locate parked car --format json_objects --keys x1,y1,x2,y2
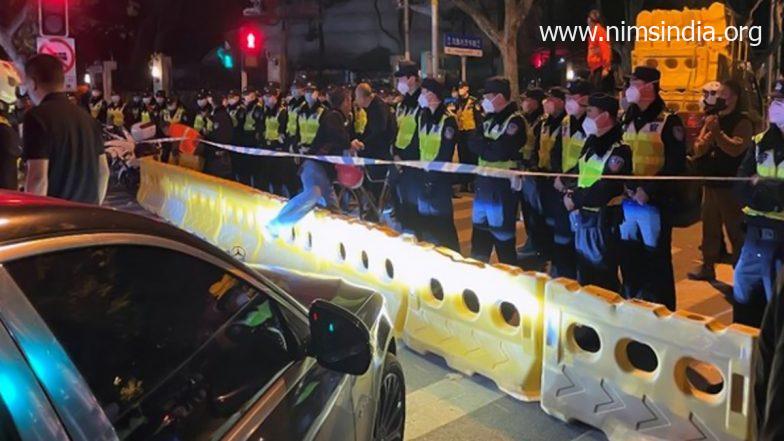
[{"x1": 0, "y1": 191, "x2": 404, "y2": 441}]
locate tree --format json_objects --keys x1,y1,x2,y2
[
  {"x1": 0, "y1": 0, "x2": 33, "y2": 67},
  {"x1": 452, "y1": 0, "x2": 536, "y2": 98}
]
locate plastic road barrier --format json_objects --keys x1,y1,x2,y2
[
  {"x1": 541, "y1": 279, "x2": 758, "y2": 441},
  {"x1": 403, "y1": 245, "x2": 548, "y2": 401}
]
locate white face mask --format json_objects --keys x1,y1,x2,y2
[
  {"x1": 167, "y1": 104, "x2": 177, "y2": 111},
  {"x1": 625, "y1": 86, "x2": 641, "y2": 104},
  {"x1": 305, "y1": 94, "x2": 317, "y2": 107},
  {"x1": 565, "y1": 98, "x2": 582, "y2": 116},
  {"x1": 228, "y1": 97, "x2": 239, "y2": 106},
  {"x1": 481, "y1": 95, "x2": 496, "y2": 114},
  {"x1": 244, "y1": 96, "x2": 256, "y2": 106},
  {"x1": 156, "y1": 97, "x2": 165, "y2": 104},
  {"x1": 197, "y1": 98, "x2": 207, "y2": 108},
  {"x1": 417, "y1": 93, "x2": 430, "y2": 109},
  {"x1": 396, "y1": 80, "x2": 410, "y2": 95},
  {"x1": 91, "y1": 90, "x2": 101, "y2": 98},
  {"x1": 521, "y1": 100, "x2": 534, "y2": 114},
  {"x1": 769, "y1": 100, "x2": 784, "y2": 126},
  {"x1": 582, "y1": 116, "x2": 599, "y2": 136},
  {"x1": 111, "y1": 96, "x2": 120, "y2": 103},
  {"x1": 264, "y1": 96, "x2": 277, "y2": 107},
  {"x1": 142, "y1": 97, "x2": 151, "y2": 104}
]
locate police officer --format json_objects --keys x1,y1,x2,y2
[
  {"x1": 127, "y1": 93, "x2": 143, "y2": 127},
  {"x1": 203, "y1": 92, "x2": 233, "y2": 178},
  {"x1": 161, "y1": 95, "x2": 187, "y2": 126},
  {"x1": 286, "y1": 80, "x2": 306, "y2": 153},
  {"x1": 106, "y1": 91, "x2": 125, "y2": 130},
  {"x1": 88, "y1": 87, "x2": 106, "y2": 123},
  {"x1": 391, "y1": 61, "x2": 422, "y2": 234},
  {"x1": 238, "y1": 87, "x2": 266, "y2": 189},
  {"x1": 733, "y1": 79, "x2": 784, "y2": 327},
  {"x1": 139, "y1": 92, "x2": 157, "y2": 125},
  {"x1": 564, "y1": 93, "x2": 631, "y2": 291},
  {"x1": 469, "y1": 77, "x2": 525, "y2": 264},
  {"x1": 518, "y1": 86, "x2": 546, "y2": 258},
  {"x1": 619, "y1": 66, "x2": 686, "y2": 311},
  {"x1": 0, "y1": 61, "x2": 21, "y2": 190},
  {"x1": 412, "y1": 77, "x2": 460, "y2": 251},
  {"x1": 297, "y1": 83, "x2": 327, "y2": 155},
  {"x1": 193, "y1": 90, "x2": 214, "y2": 137},
  {"x1": 262, "y1": 85, "x2": 297, "y2": 197},
  {"x1": 529, "y1": 87, "x2": 569, "y2": 264},
  {"x1": 454, "y1": 81, "x2": 480, "y2": 191},
  {"x1": 549, "y1": 79, "x2": 594, "y2": 278}
]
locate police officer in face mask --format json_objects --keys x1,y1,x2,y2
[
  {"x1": 549, "y1": 79, "x2": 594, "y2": 278},
  {"x1": 286, "y1": 80, "x2": 307, "y2": 153},
  {"x1": 106, "y1": 91, "x2": 125, "y2": 129},
  {"x1": 688, "y1": 80, "x2": 753, "y2": 281},
  {"x1": 563, "y1": 93, "x2": 632, "y2": 291},
  {"x1": 391, "y1": 61, "x2": 422, "y2": 234},
  {"x1": 89, "y1": 87, "x2": 106, "y2": 122},
  {"x1": 127, "y1": 93, "x2": 143, "y2": 126},
  {"x1": 517, "y1": 86, "x2": 547, "y2": 258},
  {"x1": 733, "y1": 79, "x2": 784, "y2": 328},
  {"x1": 262, "y1": 85, "x2": 297, "y2": 197},
  {"x1": 469, "y1": 77, "x2": 526, "y2": 264},
  {"x1": 193, "y1": 90, "x2": 214, "y2": 136},
  {"x1": 412, "y1": 77, "x2": 460, "y2": 251},
  {"x1": 619, "y1": 66, "x2": 686, "y2": 311}
]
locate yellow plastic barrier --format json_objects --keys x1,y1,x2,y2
[
  {"x1": 403, "y1": 245, "x2": 547, "y2": 401},
  {"x1": 540, "y1": 279, "x2": 758, "y2": 441}
]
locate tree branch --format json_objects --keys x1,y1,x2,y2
[
  {"x1": 0, "y1": 1, "x2": 31, "y2": 67},
  {"x1": 452, "y1": 0, "x2": 501, "y2": 47},
  {"x1": 8, "y1": 2, "x2": 30, "y2": 36}
]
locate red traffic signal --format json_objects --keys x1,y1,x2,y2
[
  {"x1": 39, "y1": 0, "x2": 69, "y2": 37},
  {"x1": 239, "y1": 25, "x2": 264, "y2": 56}
]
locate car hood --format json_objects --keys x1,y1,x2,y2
[{"x1": 250, "y1": 264, "x2": 383, "y2": 325}]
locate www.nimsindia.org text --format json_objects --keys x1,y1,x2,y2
[{"x1": 540, "y1": 21, "x2": 764, "y2": 46}]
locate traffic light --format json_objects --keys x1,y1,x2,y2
[
  {"x1": 217, "y1": 47, "x2": 234, "y2": 69},
  {"x1": 39, "y1": 0, "x2": 69, "y2": 37},
  {"x1": 239, "y1": 25, "x2": 263, "y2": 56}
]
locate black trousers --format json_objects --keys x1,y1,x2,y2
[
  {"x1": 471, "y1": 228, "x2": 517, "y2": 265},
  {"x1": 547, "y1": 190, "x2": 577, "y2": 279},
  {"x1": 755, "y1": 277, "x2": 784, "y2": 440},
  {"x1": 417, "y1": 174, "x2": 460, "y2": 252},
  {"x1": 455, "y1": 130, "x2": 477, "y2": 186},
  {"x1": 701, "y1": 186, "x2": 745, "y2": 266},
  {"x1": 573, "y1": 208, "x2": 622, "y2": 292},
  {"x1": 520, "y1": 177, "x2": 553, "y2": 255}
]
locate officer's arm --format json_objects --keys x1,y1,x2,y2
[
  {"x1": 551, "y1": 127, "x2": 564, "y2": 172},
  {"x1": 435, "y1": 117, "x2": 459, "y2": 163},
  {"x1": 735, "y1": 141, "x2": 761, "y2": 204},
  {"x1": 640, "y1": 114, "x2": 686, "y2": 196},
  {"x1": 572, "y1": 145, "x2": 631, "y2": 209},
  {"x1": 715, "y1": 117, "x2": 753, "y2": 157},
  {"x1": 478, "y1": 116, "x2": 526, "y2": 162},
  {"x1": 279, "y1": 110, "x2": 288, "y2": 137}
]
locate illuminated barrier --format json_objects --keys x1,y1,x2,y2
[
  {"x1": 632, "y1": 2, "x2": 734, "y2": 93},
  {"x1": 541, "y1": 279, "x2": 758, "y2": 441},
  {"x1": 403, "y1": 245, "x2": 547, "y2": 401}
]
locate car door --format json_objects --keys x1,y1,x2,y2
[{"x1": 0, "y1": 234, "x2": 357, "y2": 441}]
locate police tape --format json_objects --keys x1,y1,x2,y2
[{"x1": 127, "y1": 135, "x2": 757, "y2": 183}]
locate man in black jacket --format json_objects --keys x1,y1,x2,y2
[{"x1": 353, "y1": 82, "x2": 394, "y2": 202}]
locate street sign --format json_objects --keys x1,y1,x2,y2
[
  {"x1": 444, "y1": 33, "x2": 483, "y2": 58},
  {"x1": 37, "y1": 36, "x2": 77, "y2": 91}
]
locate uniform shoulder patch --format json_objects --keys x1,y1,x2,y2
[
  {"x1": 608, "y1": 155, "x2": 625, "y2": 172},
  {"x1": 506, "y1": 122, "x2": 520, "y2": 135},
  {"x1": 673, "y1": 125, "x2": 685, "y2": 142},
  {"x1": 444, "y1": 126, "x2": 456, "y2": 140}
]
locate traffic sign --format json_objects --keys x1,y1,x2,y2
[
  {"x1": 37, "y1": 36, "x2": 77, "y2": 91},
  {"x1": 444, "y1": 33, "x2": 483, "y2": 58}
]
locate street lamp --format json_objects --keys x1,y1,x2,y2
[{"x1": 83, "y1": 73, "x2": 91, "y2": 85}]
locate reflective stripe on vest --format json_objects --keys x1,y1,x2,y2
[
  {"x1": 538, "y1": 118, "x2": 560, "y2": 170},
  {"x1": 90, "y1": 101, "x2": 104, "y2": 118},
  {"x1": 244, "y1": 106, "x2": 258, "y2": 132},
  {"x1": 521, "y1": 115, "x2": 542, "y2": 162},
  {"x1": 0, "y1": 116, "x2": 9, "y2": 127},
  {"x1": 298, "y1": 108, "x2": 323, "y2": 146},
  {"x1": 744, "y1": 131, "x2": 784, "y2": 221},
  {"x1": 457, "y1": 99, "x2": 476, "y2": 131},
  {"x1": 418, "y1": 112, "x2": 450, "y2": 162},
  {"x1": 354, "y1": 107, "x2": 367, "y2": 135},
  {"x1": 287, "y1": 103, "x2": 301, "y2": 136},
  {"x1": 623, "y1": 116, "x2": 666, "y2": 176},
  {"x1": 141, "y1": 110, "x2": 151, "y2": 124},
  {"x1": 163, "y1": 107, "x2": 184, "y2": 124},
  {"x1": 395, "y1": 105, "x2": 418, "y2": 149},
  {"x1": 561, "y1": 116, "x2": 586, "y2": 172},
  {"x1": 228, "y1": 108, "x2": 239, "y2": 127},
  {"x1": 478, "y1": 112, "x2": 522, "y2": 170},
  {"x1": 578, "y1": 143, "x2": 620, "y2": 188},
  {"x1": 107, "y1": 105, "x2": 125, "y2": 127},
  {"x1": 265, "y1": 111, "x2": 281, "y2": 142}
]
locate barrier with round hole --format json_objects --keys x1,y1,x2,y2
[
  {"x1": 541, "y1": 278, "x2": 758, "y2": 441},
  {"x1": 402, "y1": 245, "x2": 547, "y2": 401}
]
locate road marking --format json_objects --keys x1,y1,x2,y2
[{"x1": 406, "y1": 374, "x2": 502, "y2": 440}]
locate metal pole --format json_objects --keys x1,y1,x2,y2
[
  {"x1": 461, "y1": 56, "x2": 466, "y2": 82},
  {"x1": 241, "y1": 54, "x2": 248, "y2": 91},
  {"x1": 404, "y1": 0, "x2": 410, "y2": 61},
  {"x1": 431, "y1": 0, "x2": 438, "y2": 77}
]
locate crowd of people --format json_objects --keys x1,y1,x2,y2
[{"x1": 2, "y1": 51, "x2": 784, "y2": 438}]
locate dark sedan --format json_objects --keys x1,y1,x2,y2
[{"x1": 0, "y1": 192, "x2": 404, "y2": 441}]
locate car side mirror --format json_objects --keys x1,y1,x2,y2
[{"x1": 308, "y1": 300, "x2": 372, "y2": 375}]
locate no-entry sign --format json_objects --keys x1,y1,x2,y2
[{"x1": 37, "y1": 37, "x2": 77, "y2": 91}]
